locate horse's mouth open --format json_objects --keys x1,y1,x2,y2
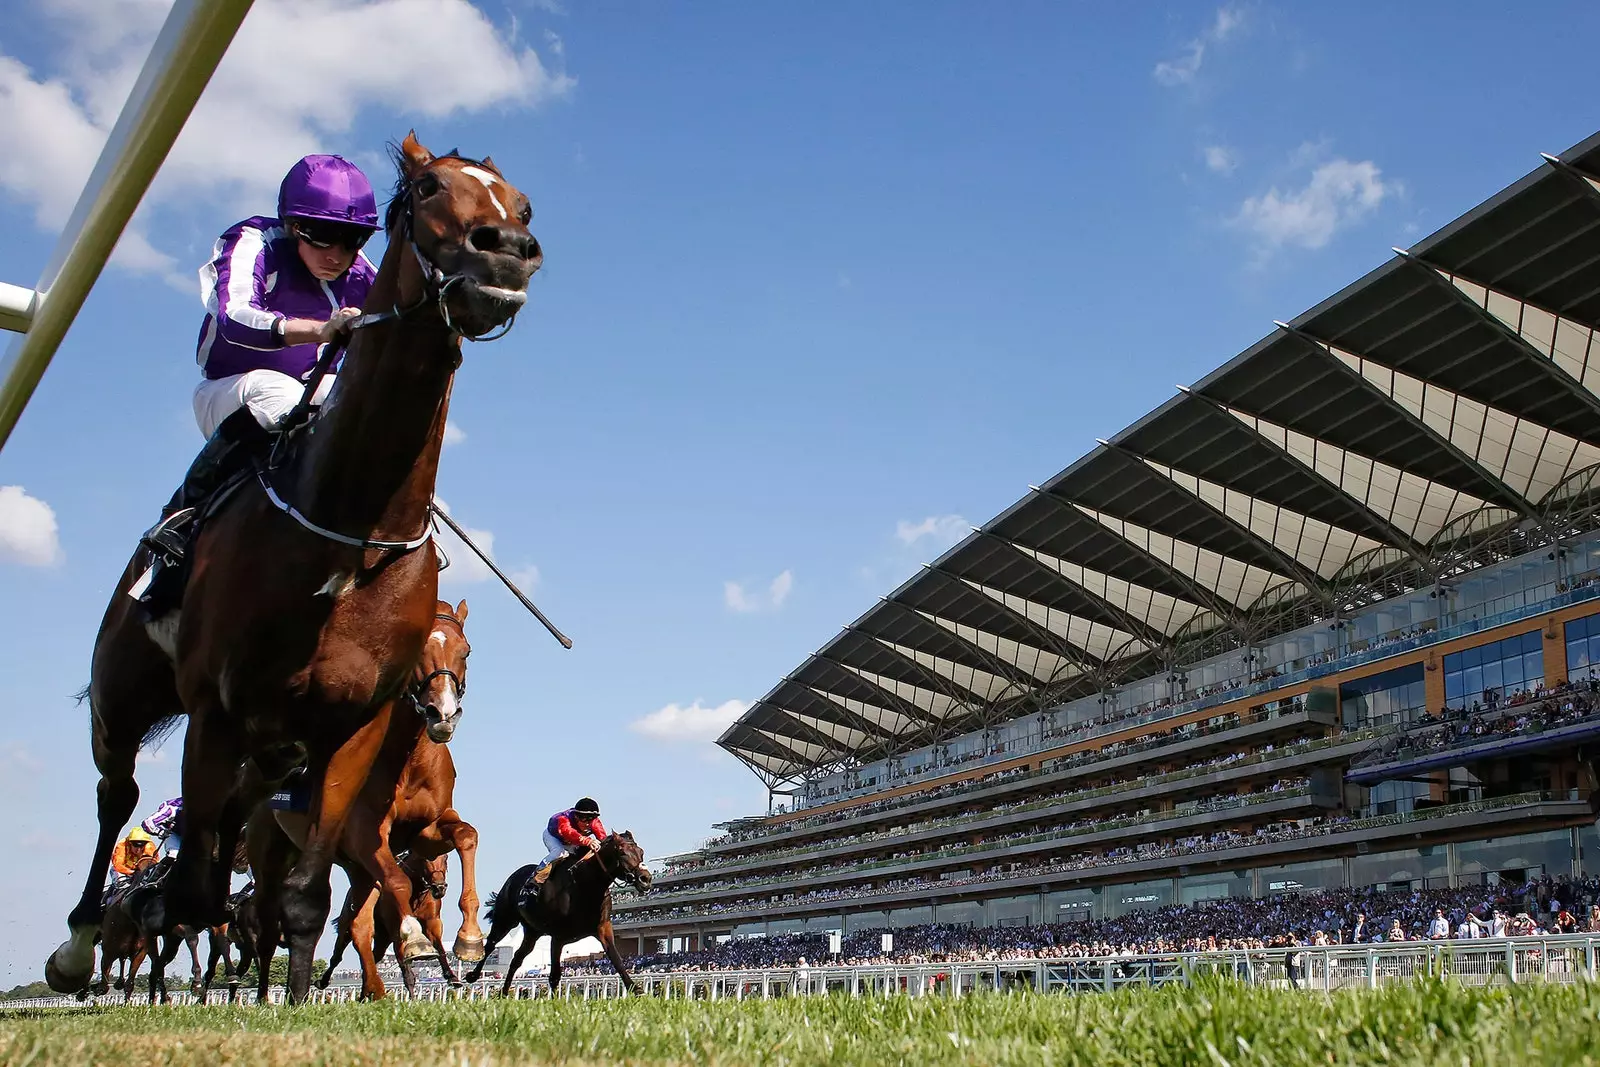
[{"x1": 451, "y1": 279, "x2": 529, "y2": 336}]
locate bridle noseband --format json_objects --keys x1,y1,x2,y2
[{"x1": 407, "y1": 612, "x2": 467, "y2": 718}]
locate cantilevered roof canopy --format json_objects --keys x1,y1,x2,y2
[{"x1": 720, "y1": 130, "x2": 1600, "y2": 787}]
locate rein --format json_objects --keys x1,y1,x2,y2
[{"x1": 256, "y1": 152, "x2": 520, "y2": 552}]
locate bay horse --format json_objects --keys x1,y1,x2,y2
[
  {"x1": 463, "y1": 832, "x2": 651, "y2": 996},
  {"x1": 47, "y1": 132, "x2": 541, "y2": 1003},
  {"x1": 319, "y1": 851, "x2": 454, "y2": 998},
  {"x1": 249, "y1": 599, "x2": 480, "y2": 999}
]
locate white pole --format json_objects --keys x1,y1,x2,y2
[
  {"x1": 0, "y1": 0, "x2": 255, "y2": 449},
  {"x1": 0, "y1": 283, "x2": 39, "y2": 334}
]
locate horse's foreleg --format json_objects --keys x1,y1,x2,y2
[
  {"x1": 124, "y1": 946, "x2": 147, "y2": 1003},
  {"x1": 48, "y1": 721, "x2": 142, "y2": 993},
  {"x1": 547, "y1": 937, "x2": 566, "y2": 994},
  {"x1": 462, "y1": 908, "x2": 518, "y2": 984},
  {"x1": 597, "y1": 919, "x2": 639, "y2": 995},
  {"x1": 439, "y1": 813, "x2": 484, "y2": 961},
  {"x1": 280, "y1": 714, "x2": 388, "y2": 1004},
  {"x1": 164, "y1": 705, "x2": 242, "y2": 930},
  {"x1": 352, "y1": 886, "x2": 387, "y2": 1000},
  {"x1": 185, "y1": 928, "x2": 204, "y2": 994}
]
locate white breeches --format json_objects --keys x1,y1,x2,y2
[
  {"x1": 193, "y1": 369, "x2": 337, "y2": 438},
  {"x1": 541, "y1": 830, "x2": 565, "y2": 865}
]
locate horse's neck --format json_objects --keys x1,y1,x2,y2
[{"x1": 292, "y1": 238, "x2": 458, "y2": 544}]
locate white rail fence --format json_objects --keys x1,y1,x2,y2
[{"x1": 6, "y1": 934, "x2": 1598, "y2": 1010}]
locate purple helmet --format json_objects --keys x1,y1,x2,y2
[{"x1": 277, "y1": 154, "x2": 379, "y2": 229}]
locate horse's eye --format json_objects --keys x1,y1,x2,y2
[
  {"x1": 518, "y1": 202, "x2": 532, "y2": 225},
  {"x1": 416, "y1": 174, "x2": 441, "y2": 199}
]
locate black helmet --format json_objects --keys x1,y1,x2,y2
[{"x1": 573, "y1": 797, "x2": 601, "y2": 817}]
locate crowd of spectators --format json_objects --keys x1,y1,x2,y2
[
  {"x1": 578, "y1": 875, "x2": 1600, "y2": 976},
  {"x1": 667, "y1": 735, "x2": 1328, "y2": 879},
  {"x1": 695, "y1": 700, "x2": 1315, "y2": 856},
  {"x1": 647, "y1": 779, "x2": 1313, "y2": 904},
  {"x1": 1357, "y1": 678, "x2": 1600, "y2": 769}
]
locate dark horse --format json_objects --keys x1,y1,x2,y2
[
  {"x1": 47, "y1": 132, "x2": 541, "y2": 1002},
  {"x1": 464, "y1": 832, "x2": 651, "y2": 996}
]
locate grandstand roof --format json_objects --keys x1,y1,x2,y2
[{"x1": 719, "y1": 130, "x2": 1600, "y2": 787}]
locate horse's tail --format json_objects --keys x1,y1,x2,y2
[{"x1": 485, "y1": 864, "x2": 537, "y2": 924}]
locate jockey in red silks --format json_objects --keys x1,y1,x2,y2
[
  {"x1": 135, "y1": 154, "x2": 381, "y2": 614},
  {"x1": 530, "y1": 797, "x2": 607, "y2": 887}
]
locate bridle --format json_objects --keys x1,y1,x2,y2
[
  {"x1": 397, "y1": 849, "x2": 449, "y2": 901},
  {"x1": 594, "y1": 838, "x2": 651, "y2": 893},
  {"x1": 257, "y1": 152, "x2": 526, "y2": 551},
  {"x1": 406, "y1": 612, "x2": 468, "y2": 717}
]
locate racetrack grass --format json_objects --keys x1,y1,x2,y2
[{"x1": 3, "y1": 978, "x2": 1600, "y2": 1066}]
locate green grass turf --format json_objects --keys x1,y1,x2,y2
[{"x1": 3, "y1": 978, "x2": 1598, "y2": 1066}]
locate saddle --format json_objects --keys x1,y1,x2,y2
[{"x1": 113, "y1": 857, "x2": 175, "y2": 915}]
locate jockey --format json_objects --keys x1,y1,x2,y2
[
  {"x1": 105, "y1": 827, "x2": 158, "y2": 891},
  {"x1": 530, "y1": 798, "x2": 608, "y2": 888},
  {"x1": 137, "y1": 154, "x2": 381, "y2": 605},
  {"x1": 140, "y1": 796, "x2": 184, "y2": 858}
]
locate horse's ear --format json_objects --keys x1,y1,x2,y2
[
  {"x1": 480, "y1": 155, "x2": 504, "y2": 176},
  {"x1": 400, "y1": 131, "x2": 434, "y2": 177},
  {"x1": 456, "y1": 599, "x2": 468, "y2": 623}
]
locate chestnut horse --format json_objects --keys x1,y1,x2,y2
[
  {"x1": 464, "y1": 833, "x2": 652, "y2": 996},
  {"x1": 47, "y1": 133, "x2": 540, "y2": 1002},
  {"x1": 319, "y1": 851, "x2": 453, "y2": 999},
  {"x1": 249, "y1": 599, "x2": 482, "y2": 999}
]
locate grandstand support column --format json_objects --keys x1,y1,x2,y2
[
  {"x1": 1543, "y1": 617, "x2": 1568, "y2": 687},
  {"x1": 1424, "y1": 648, "x2": 1445, "y2": 715}
]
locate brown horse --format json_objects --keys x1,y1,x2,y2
[
  {"x1": 249, "y1": 599, "x2": 480, "y2": 999},
  {"x1": 464, "y1": 833, "x2": 651, "y2": 996},
  {"x1": 47, "y1": 133, "x2": 541, "y2": 1002},
  {"x1": 319, "y1": 851, "x2": 453, "y2": 999}
]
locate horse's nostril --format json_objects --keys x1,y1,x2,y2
[
  {"x1": 469, "y1": 225, "x2": 502, "y2": 253},
  {"x1": 524, "y1": 236, "x2": 542, "y2": 263}
]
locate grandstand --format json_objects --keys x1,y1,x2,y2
[{"x1": 611, "y1": 129, "x2": 1600, "y2": 957}]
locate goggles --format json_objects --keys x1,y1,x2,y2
[{"x1": 290, "y1": 218, "x2": 373, "y2": 253}]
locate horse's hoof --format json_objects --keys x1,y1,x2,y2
[
  {"x1": 45, "y1": 944, "x2": 92, "y2": 994},
  {"x1": 452, "y1": 934, "x2": 486, "y2": 963}
]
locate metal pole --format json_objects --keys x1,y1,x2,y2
[{"x1": 0, "y1": 0, "x2": 256, "y2": 449}]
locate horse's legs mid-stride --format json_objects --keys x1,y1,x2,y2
[
  {"x1": 462, "y1": 902, "x2": 521, "y2": 985},
  {"x1": 437, "y1": 813, "x2": 484, "y2": 961},
  {"x1": 278, "y1": 713, "x2": 390, "y2": 1003},
  {"x1": 123, "y1": 947, "x2": 146, "y2": 1003},
  {"x1": 597, "y1": 919, "x2": 639, "y2": 995},
  {"x1": 46, "y1": 592, "x2": 176, "y2": 993},
  {"x1": 500, "y1": 922, "x2": 540, "y2": 998},
  {"x1": 161, "y1": 700, "x2": 243, "y2": 933},
  {"x1": 545, "y1": 935, "x2": 567, "y2": 993}
]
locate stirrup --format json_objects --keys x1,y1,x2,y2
[{"x1": 139, "y1": 508, "x2": 197, "y2": 561}]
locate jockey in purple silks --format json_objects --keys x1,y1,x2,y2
[
  {"x1": 137, "y1": 154, "x2": 381, "y2": 610},
  {"x1": 139, "y1": 797, "x2": 184, "y2": 857}
]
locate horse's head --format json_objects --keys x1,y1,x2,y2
[
  {"x1": 600, "y1": 830, "x2": 651, "y2": 893},
  {"x1": 413, "y1": 599, "x2": 469, "y2": 743},
  {"x1": 392, "y1": 132, "x2": 542, "y2": 339},
  {"x1": 403, "y1": 851, "x2": 449, "y2": 904}
]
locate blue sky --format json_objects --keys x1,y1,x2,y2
[{"x1": 2, "y1": 0, "x2": 1599, "y2": 982}]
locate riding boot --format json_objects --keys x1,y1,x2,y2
[{"x1": 139, "y1": 407, "x2": 272, "y2": 563}]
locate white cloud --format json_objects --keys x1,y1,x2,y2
[
  {"x1": 0, "y1": 485, "x2": 63, "y2": 567},
  {"x1": 630, "y1": 699, "x2": 749, "y2": 743},
  {"x1": 724, "y1": 569, "x2": 793, "y2": 613},
  {"x1": 1234, "y1": 155, "x2": 1393, "y2": 251},
  {"x1": 0, "y1": 0, "x2": 574, "y2": 283},
  {"x1": 1203, "y1": 145, "x2": 1237, "y2": 175},
  {"x1": 443, "y1": 419, "x2": 466, "y2": 447},
  {"x1": 895, "y1": 514, "x2": 968, "y2": 549},
  {"x1": 432, "y1": 497, "x2": 498, "y2": 585},
  {"x1": 1153, "y1": 5, "x2": 1245, "y2": 87}
]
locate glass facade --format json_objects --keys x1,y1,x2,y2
[
  {"x1": 1338, "y1": 663, "x2": 1425, "y2": 728},
  {"x1": 1456, "y1": 830, "x2": 1574, "y2": 883},
  {"x1": 1442, "y1": 630, "x2": 1543, "y2": 707},
  {"x1": 1566, "y1": 611, "x2": 1600, "y2": 683},
  {"x1": 1105, "y1": 879, "x2": 1173, "y2": 918},
  {"x1": 1349, "y1": 846, "x2": 1448, "y2": 889}
]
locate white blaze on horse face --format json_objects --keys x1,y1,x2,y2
[
  {"x1": 460, "y1": 166, "x2": 508, "y2": 221},
  {"x1": 429, "y1": 629, "x2": 447, "y2": 647}
]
